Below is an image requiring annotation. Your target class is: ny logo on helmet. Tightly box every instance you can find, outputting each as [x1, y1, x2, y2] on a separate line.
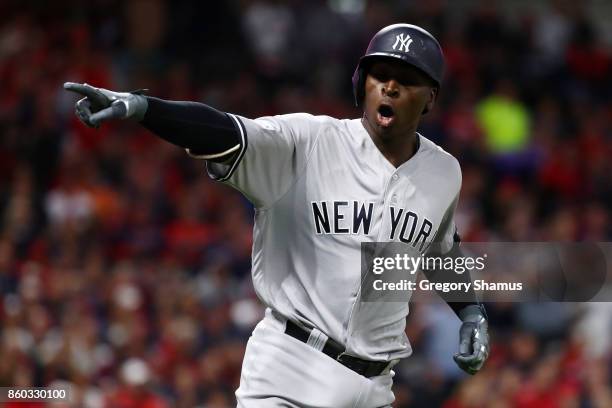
[392, 33, 413, 53]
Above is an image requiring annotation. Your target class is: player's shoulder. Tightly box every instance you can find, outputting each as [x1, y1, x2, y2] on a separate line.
[418, 134, 462, 184]
[251, 113, 344, 134]
[258, 112, 341, 125]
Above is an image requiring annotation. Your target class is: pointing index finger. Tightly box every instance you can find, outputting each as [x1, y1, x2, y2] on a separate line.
[63, 82, 110, 110]
[63, 82, 95, 96]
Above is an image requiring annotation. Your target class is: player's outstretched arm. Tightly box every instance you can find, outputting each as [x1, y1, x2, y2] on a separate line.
[64, 82, 242, 163]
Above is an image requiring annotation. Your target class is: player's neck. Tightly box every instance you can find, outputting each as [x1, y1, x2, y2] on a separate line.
[362, 118, 419, 168]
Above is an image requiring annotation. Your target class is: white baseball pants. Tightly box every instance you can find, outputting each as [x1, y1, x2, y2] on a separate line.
[236, 309, 396, 408]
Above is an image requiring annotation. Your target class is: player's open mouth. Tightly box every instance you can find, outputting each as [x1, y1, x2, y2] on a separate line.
[376, 104, 395, 127]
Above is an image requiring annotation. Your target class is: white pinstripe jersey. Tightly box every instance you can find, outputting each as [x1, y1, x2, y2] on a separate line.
[206, 113, 461, 361]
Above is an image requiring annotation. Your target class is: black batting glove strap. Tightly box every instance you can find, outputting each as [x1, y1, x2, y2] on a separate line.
[453, 304, 489, 375]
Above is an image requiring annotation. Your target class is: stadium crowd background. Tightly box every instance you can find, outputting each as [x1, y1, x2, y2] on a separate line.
[0, 0, 611, 406]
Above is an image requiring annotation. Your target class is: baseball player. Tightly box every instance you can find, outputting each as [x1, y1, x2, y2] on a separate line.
[65, 24, 489, 408]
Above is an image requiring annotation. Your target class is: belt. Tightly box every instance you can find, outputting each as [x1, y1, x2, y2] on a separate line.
[284, 320, 393, 377]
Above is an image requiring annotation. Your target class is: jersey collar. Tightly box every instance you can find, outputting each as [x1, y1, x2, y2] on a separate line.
[348, 118, 425, 172]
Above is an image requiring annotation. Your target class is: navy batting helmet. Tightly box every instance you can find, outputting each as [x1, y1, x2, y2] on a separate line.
[352, 24, 445, 106]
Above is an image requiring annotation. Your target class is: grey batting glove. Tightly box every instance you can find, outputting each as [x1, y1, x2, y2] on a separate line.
[453, 304, 489, 375]
[63, 82, 148, 128]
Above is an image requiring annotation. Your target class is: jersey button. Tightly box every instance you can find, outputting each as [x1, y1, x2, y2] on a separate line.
[392, 174, 399, 181]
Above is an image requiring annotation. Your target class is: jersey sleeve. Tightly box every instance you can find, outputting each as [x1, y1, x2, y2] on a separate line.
[429, 157, 462, 256]
[431, 196, 460, 255]
[206, 113, 321, 208]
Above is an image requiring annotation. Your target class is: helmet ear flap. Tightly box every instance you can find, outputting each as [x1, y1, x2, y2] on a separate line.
[353, 60, 372, 107]
[357, 67, 366, 107]
[352, 65, 365, 107]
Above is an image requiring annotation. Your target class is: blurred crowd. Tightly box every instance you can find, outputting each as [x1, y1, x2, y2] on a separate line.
[0, 0, 610, 407]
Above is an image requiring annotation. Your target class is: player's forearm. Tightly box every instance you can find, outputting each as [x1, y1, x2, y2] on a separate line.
[422, 246, 481, 317]
[140, 97, 241, 162]
[445, 273, 480, 317]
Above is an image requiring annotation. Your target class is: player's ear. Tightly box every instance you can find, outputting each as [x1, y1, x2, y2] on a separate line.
[422, 87, 437, 115]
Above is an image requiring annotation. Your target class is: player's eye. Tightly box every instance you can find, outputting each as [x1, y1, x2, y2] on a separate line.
[371, 68, 414, 86]
[370, 69, 390, 83]
[395, 72, 422, 86]
[397, 77, 417, 86]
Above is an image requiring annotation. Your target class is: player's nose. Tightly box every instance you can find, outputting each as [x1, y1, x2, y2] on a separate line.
[381, 79, 400, 98]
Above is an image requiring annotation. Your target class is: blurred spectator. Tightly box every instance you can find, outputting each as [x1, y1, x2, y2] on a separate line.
[106, 358, 169, 408]
[476, 80, 531, 155]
